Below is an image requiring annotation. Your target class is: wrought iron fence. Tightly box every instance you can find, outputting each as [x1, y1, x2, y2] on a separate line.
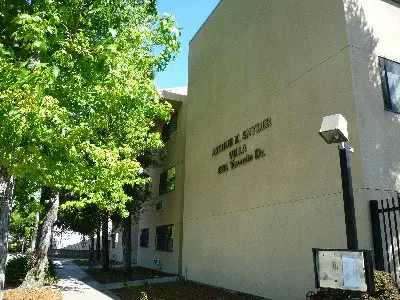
[370, 196, 400, 286]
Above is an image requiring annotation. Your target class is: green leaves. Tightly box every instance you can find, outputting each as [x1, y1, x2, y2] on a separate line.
[52, 66, 59, 78]
[17, 14, 32, 21]
[0, 0, 181, 216]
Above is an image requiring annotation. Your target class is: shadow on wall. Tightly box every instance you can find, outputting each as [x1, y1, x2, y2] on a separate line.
[345, 0, 400, 195]
[345, 0, 400, 286]
[344, 0, 378, 82]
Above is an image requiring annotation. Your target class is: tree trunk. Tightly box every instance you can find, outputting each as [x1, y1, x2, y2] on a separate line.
[89, 235, 95, 262]
[95, 226, 101, 261]
[30, 212, 39, 253]
[30, 193, 40, 253]
[101, 213, 109, 271]
[49, 225, 54, 250]
[122, 214, 132, 274]
[0, 168, 14, 300]
[20, 187, 59, 289]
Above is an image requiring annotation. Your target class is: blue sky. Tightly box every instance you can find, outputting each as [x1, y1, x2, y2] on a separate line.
[155, 0, 220, 89]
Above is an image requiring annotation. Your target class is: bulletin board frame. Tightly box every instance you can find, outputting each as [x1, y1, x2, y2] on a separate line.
[312, 248, 374, 295]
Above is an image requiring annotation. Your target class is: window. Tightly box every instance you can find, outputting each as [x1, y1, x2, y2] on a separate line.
[162, 113, 178, 142]
[379, 57, 400, 113]
[159, 167, 176, 196]
[155, 224, 173, 252]
[140, 228, 149, 247]
[155, 200, 164, 212]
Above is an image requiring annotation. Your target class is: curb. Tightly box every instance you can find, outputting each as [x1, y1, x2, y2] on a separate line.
[104, 276, 182, 290]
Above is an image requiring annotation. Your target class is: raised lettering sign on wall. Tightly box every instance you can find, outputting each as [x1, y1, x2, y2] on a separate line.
[212, 117, 272, 174]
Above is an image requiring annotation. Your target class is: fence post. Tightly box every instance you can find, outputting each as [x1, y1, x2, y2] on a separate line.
[370, 200, 384, 270]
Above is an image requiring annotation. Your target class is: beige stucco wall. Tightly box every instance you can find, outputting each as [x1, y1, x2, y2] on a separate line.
[136, 101, 186, 275]
[345, 0, 400, 198]
[184, 0, 371, 299]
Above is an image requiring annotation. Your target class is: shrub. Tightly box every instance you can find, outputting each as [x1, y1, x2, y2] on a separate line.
[368, 270, 400, 300]
[309, 271, 400, 300]
[5, 256, 58, 287]
[5, 255, 28, 287]
[309, 288, 351, 300]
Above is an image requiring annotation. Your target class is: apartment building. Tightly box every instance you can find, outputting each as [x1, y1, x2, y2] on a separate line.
[108, 0, 400, 299]
[182, 0, 400, 299]
[107, 87, 187, 275]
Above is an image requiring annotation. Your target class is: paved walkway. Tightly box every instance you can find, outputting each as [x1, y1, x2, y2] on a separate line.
[54, 259, 120, 300]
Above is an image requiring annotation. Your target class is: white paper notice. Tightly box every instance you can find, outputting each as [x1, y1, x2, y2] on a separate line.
[342, 255, 361, 288]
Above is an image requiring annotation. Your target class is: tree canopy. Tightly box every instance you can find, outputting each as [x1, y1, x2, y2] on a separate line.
[0, 0, 180, 213]
[9, 179, 40, 242]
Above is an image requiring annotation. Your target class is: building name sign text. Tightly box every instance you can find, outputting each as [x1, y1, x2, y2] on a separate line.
[212, 117, 272, 174]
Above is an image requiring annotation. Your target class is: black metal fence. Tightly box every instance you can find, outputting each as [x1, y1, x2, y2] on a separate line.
[370, 196, 400, 286]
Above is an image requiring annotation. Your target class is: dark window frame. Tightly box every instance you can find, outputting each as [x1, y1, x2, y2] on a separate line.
[159, 166, 176, 196]
[155, 200, 163, 211]
[140, 228, 149, 248]
[162, 113, 178, 142]
[379, 56, 400, 114]
[155, 224, 173, 252]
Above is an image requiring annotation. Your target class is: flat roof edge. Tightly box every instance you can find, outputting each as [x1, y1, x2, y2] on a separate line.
[189, 0, 222, 45]
[158, 87, 187, 102]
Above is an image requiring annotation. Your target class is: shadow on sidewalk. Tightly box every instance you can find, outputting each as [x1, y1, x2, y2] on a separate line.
[53, 259, 120, 300]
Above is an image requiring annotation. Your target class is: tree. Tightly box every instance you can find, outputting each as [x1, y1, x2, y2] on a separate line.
[95, 225, 101, 261]
[101, 211, 110, 271]
[56, 199, 101, 261]
[119, 152, 158, 274]
[9, 180, 41, 252]
[121, 181, 151, 274]
[109, 149, 158, 274]
[0, 0, 180, 290]
[0, 171, 13, 298]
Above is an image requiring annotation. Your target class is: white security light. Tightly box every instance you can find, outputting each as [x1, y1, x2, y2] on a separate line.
[318, 114, 349, 144]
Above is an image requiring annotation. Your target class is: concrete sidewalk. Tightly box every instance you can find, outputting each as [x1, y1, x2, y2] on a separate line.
[54, 259, 120, 300]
